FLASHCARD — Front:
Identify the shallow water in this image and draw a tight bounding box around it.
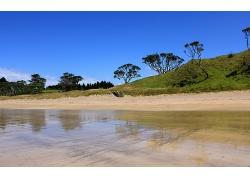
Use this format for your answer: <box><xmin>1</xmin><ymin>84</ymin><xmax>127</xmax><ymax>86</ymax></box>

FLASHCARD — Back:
<box><xmin>0</xmin><ymin>109</ymin><xmax>250</xmax><ymax>167</ymax></box>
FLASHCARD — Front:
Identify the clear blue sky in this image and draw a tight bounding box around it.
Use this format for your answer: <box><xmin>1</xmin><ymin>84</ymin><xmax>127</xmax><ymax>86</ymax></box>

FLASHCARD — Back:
<box><xmin>0</xmin><ymin>11</ymin><xmax>249</xmax><ymax>86</ymax></box>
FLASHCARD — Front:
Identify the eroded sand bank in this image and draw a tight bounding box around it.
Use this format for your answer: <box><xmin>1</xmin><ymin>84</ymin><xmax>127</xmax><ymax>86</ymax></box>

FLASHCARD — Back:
<box><xmin>0</xmin><ymin>90</ymin><xmax>250</xmax><ymax>111</ymax></box>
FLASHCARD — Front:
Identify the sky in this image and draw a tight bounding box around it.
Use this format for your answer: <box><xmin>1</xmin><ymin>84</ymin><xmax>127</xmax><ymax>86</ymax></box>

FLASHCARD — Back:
<box><xmin>0</xmin><ymin>5</ymin><xmax>249</xmax><ymax>87</ymax></box>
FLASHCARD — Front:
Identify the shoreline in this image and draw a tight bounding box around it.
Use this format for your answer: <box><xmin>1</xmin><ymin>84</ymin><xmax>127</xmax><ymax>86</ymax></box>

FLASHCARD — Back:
<box><xmin>0</xmin><ymin>90</ymin><xmax>250</xmax><ymax>111</ymax></box>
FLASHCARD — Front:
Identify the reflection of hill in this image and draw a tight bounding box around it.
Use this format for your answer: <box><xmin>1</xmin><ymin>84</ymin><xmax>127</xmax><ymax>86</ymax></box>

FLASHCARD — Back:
<box><xmin>115</xmin><ymin>111</ymin><xmax>250</xmax><ymax>148</ymax></box>
<box><xmin>0</xmin><ymin>109</ymin><xmax>46</xmax><ymax>132</ymax></box>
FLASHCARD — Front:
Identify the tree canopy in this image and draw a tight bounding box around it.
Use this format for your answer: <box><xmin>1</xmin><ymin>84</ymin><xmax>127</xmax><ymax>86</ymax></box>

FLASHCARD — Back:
<box><xmin>0</xmin><ymin>77</ymin><xmax>7</xmax><ymax>83</ymax></box>
<box><xmin>242</xmin><ymin>27</ymin><xmax>250</xmax><ymax>51</ymax></box>
<box><xmin>29</xmin><ymin>74</ymin><xmax>46</xmax><ymax>88</ymax></box>
<box><xmin>82</xmin><ymin>81</ymin><xmax>114</xmax><ymax>90</ymax></box>
<box><xmin>142</xmin><ymin>53</ymin><xmax>184</xmax><ymax>74</ymax></box>
<box><xmin>114</xmin><ymin>63</ymin><xmax>141</xmax><ymax>84</ymax></box>
<box><xmin>59</xmin><ymin>72</ymin><xmax>83</xmax><ymax>91</ymax></box>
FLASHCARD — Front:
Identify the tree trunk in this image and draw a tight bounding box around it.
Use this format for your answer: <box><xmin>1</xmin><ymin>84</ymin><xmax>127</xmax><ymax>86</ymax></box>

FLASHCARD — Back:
<box><xmin>199</xmin><ymin>64</ymin><xmax>209</xmax><ymax>79</ymax></box>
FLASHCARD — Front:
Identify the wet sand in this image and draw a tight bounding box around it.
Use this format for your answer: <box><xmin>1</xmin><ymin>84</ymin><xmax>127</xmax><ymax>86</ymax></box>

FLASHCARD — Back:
<box><xmin>1</xmin><ymin>110</ymin><xmax>250</xmax><ymax>167</ymax></box>
<box><xmin>0</xmin><ymin>90</ymin><xmax>250</xmax><ymax>111</ymax></box>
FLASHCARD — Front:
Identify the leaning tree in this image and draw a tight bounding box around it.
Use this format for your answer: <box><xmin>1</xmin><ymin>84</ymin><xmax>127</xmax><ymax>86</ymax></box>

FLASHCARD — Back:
<box><xmin>242</xmin><ymin>27</ymin><xmax>250</xmax><ymax>51</ymax></box>
<box><xmin>142</xmin><ymin>53</ymin><xmax>184</xmax><ymax>74</ymax></box>
<box><xmin>114</xmin><ymin>63</ymin><xmax>141</xmax><ymax>84</ymax></box>
<box><xmin>184</xmin><ymin>41</ymin><xmax>209</xmax><ymax>79</ymax></box>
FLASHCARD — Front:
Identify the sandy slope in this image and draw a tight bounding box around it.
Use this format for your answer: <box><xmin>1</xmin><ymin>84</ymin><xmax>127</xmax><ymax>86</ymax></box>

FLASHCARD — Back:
<box><xmin>0</xmin><ymin>90</ymin><xmax>250</xmax><ymax>111</ymax></box>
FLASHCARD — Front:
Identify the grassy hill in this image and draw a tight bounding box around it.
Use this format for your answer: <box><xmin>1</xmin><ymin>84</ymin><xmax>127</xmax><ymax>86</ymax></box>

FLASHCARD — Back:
<box><xmin>110</xmin><ymin>50</ymin><xmax>250</xmax><ymax>96</ymax></box>
<box><xmin>1</xmin><ymin>50</ymin><xmax>250</xmax><ymax>100</ymax></box>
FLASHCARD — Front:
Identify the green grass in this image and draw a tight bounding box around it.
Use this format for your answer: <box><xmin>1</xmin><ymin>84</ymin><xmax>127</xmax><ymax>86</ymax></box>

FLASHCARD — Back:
<box><xmin>1</xmin><ymin>50</ymin><xmax>250</xmax><ymax>100</ymax></box>
<box><xmin>42</xmin><ymin>90</ymin><xmax>62</xmax><ymax>93</ymax></box>
<box><xmin>112</xmin><ymin>50</ymin><xmax>250</xmax><ymax>95</ymax></box>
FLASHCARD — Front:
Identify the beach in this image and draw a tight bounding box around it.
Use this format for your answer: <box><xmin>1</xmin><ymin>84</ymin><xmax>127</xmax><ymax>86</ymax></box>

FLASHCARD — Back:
<box><xmin>0</xmin><ymin>90</ymin><xmax>249</xmax><ymax>111</ymax></box>
<box><xmin>1</xmin><ymin>90</ymin><xmax>250</xmax><ymax>167</ymax></box>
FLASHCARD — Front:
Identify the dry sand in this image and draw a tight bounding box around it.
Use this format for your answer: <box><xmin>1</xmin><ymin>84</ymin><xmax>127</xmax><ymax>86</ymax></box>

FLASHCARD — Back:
<box><xmin>0</xmin><ymin>90</ymin><xmax>250</xmax><ymax>111</ymax></box>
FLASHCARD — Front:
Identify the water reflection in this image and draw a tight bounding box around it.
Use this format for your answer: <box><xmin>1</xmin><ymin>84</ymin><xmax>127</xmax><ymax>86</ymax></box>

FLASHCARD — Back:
<box><xmin>59</xmin><ymin>110</ymin><xmax>83</xmax><ymax>132</ymax></box>
<box><xmin>0</xmin><ymin>109</ymin><xmax>46</xmax><ymax>132</ymax></box>
<box><xmin>0</xmin><ymin>109</ymin><xmax>250</xmax><ymax>166</ymax></box>
<box><xmin>115</xmin><ymin>111</ymin><xmax>250</xmax><ymax>147</ymax></box>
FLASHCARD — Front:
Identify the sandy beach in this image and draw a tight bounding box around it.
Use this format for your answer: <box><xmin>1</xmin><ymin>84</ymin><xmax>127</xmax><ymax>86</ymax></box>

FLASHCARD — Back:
<box><xmin>1</xmin><ymin>91</ymin><xmax>250</xmax><ymax>167</ymax></box>
<box><xmin>0</xmin><ymin>90</ymin><xmax>250</xmax><ymax>111</ymax></box>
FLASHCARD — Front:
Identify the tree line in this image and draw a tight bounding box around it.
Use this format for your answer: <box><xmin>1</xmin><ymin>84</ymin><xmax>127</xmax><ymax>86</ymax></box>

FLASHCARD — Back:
<box><xmin>47</xmin><ymin>72</ymin><xmax>114</xmax><ymax>91</ymax></box>
<box><xmin>113</xmin><ymin>26</ymin><xmax>250</xmax><ymax>84</ymax></box>
<box><xmin>0</xmin><ymin>72</ymin><xmax>114</xmax><ymax>96</ymax></box>
<box><xmin>0</xmin><ymin>74</ymin><xmax>45</xmax><ymax>96</ymax></box>
<box><xmin>47</xmin><ymin>80</ymin><xmax>114</xmax><ymax>91</ymax></box>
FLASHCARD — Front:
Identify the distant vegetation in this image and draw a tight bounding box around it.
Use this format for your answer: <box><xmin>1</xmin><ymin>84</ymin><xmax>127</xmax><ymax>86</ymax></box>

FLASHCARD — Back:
<box><xmin>0</xmin><ymin>71</ymin><xmax>114</xmax><ymax>96</ymax></box>
<box><xmin>0</xmin><ymin>74</ymin><xmax>45</xmax><ymax>96</ymax></box>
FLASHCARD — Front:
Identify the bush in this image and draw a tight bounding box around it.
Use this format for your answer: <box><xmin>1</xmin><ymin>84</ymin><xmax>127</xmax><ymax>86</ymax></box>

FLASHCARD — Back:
<box><xmin>227</xmin><ymin>52</ymin><xmax>234</xmax><ymax>58</ymax></box>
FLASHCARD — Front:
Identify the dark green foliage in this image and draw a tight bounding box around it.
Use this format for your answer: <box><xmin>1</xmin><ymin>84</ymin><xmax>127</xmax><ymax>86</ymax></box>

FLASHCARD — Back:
<box><xmin>46</xmin><ymin>84</ymin><xmax>62</xmax><ymax>90</ymax></box>
<box><xmin>227</xmin><ymin>52</ymin><xmax>234</xmax><ymax>58</ymax></box>
<box><xmin>29</xmin><ymin>74</ymin><xmax>46</xmax><ymax>88</ymax></box>
<box><xmin>82</xmin><ymin>81</ymin><xmax>114</xmax><ymax>90</ymax></box>
<box><xmin>142</xmin><ymin>53</ymin><xmax>184</xmax><ymax>74</ymax></box>
<box><xmin>0</xmin><ymin>77</ymin><xmax>7</xmax><ymax>83</ymax></box>
<box><xmin>114</xmin><ymin>63</ymin><xmax>141</xmax><ymax>84</ymax></box>
<box><xmin>0</xmin><ymin>74</ymin><xmax>45</xmax><ymax>96</ymax></box>
<box><xmin>0</xmin><ymin>82</ymin><xmax>44</xmax><ymax>96</ymax></box>
<box><xmin>242</xmin><ymin>27</ymin><xmax>250</xmax><ymax>51</ymax></box>
<box><xmin>59</xmin><ymin>72</ymin><xmax>83</xmax><ymax>92</ymax></box>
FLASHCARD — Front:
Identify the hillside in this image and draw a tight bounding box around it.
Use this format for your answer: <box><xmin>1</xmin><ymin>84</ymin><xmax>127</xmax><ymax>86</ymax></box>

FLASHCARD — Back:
<box><xmin>110</xmin><ymin>50</ymin><xmax>250</xmax><ymax>96</ymax></box>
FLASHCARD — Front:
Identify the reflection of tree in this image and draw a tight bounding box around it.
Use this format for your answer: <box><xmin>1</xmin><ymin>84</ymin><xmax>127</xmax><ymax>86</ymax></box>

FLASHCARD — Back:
<box><xmin>0</xmin><ymin>109</ymin><xmax>46</xmax><ymax>132</ymax></box>
<box><xmin>59</xmin><ymin>111</ymin><xmax>82</xmax><ymax>132</ymax></box>
<box><xmin>27</xmin><ymin>110</ymin><xmax>46</xmax><ymax>133</ymax></box>
<box><xmin>147</xmin><ymin>129</ymin><xmax>180</xmax><ymax>149</ymax></box>
<box><xmin>115</xmin><ymin>121</ymin><xmax>140</xmax><ymax>140</ymax></box>
<box><xmin>0</xmin><ymin>110</ymin><xmax>7</xmax><ymax>130</ymax></box>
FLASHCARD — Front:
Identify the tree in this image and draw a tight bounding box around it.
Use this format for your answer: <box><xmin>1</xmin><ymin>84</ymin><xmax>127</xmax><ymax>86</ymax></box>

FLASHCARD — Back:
<box><xmin>142</xmin><ymin>53</ymin><xmax>184</xmax><ymax>74</ymax></box>
<box><xmin>184</xmin><ymin>41</ymin><xmax>209</xmax><ymax>79</ymax></box>
<box><xmin>59</xmin><ymin>72</ymin><xmax>83</xmax><ymax>91</ymax></box>
<box><xmin>114</xmin><ymin>63</ymin><xmax>141</xmax><ymax>84</ymax></box>
<box><xmin>0</xmin><ymin>77</ymin><xmax>7</xmax><ymax>83</ymax></box>
<box><xmin>29</xmin><ymin>74</ymin><xmax>46</xmax><ymax>88</ymax></box>
<box><xmin>242</xmin><ymin>27</ymin><xmax>250</xmax><ymax>51</ymax></box>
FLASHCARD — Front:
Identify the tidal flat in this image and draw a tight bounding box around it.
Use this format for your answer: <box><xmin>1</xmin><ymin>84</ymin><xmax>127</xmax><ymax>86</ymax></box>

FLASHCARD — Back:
<box><xmin>0</xmin><ymin>109</ymin><xmax>250</xmax><ymax>167</ymax></box>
